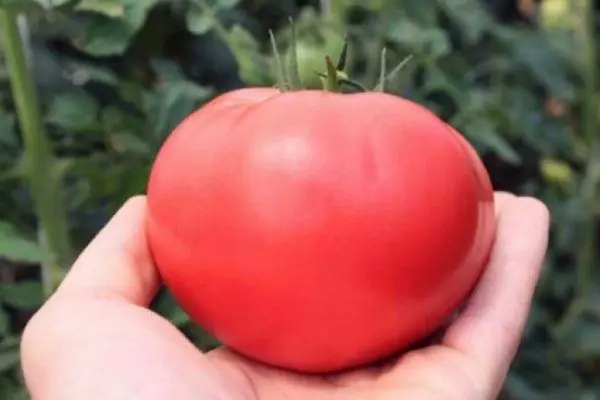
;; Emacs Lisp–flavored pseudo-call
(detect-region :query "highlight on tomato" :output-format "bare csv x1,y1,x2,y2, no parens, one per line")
146,25,496,374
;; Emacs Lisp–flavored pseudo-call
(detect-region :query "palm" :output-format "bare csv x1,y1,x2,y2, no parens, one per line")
21,193,549,400
79,303,486,400
207,344,484,400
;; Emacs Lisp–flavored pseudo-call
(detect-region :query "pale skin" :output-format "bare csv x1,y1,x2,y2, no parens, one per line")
21,192,550,400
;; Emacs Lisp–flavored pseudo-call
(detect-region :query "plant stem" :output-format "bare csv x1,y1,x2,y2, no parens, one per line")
269,30,289,91
576,0,598,295
0,9,73,295
555,0,599,339
579,0,597,146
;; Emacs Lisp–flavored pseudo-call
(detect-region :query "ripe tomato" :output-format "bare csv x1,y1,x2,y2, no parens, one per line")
146,87,496,373
446,126,496,274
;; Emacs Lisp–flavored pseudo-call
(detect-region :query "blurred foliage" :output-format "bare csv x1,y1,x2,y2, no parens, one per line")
0,0,599,399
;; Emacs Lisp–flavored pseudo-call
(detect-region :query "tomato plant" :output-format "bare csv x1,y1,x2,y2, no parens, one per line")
146,38,496,373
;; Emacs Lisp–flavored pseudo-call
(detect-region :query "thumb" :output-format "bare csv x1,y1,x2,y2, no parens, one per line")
55,195,159,306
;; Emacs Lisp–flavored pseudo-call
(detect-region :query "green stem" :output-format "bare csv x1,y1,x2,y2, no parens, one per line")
375,53,414,92
375,47,387,92
579,0,597,146
0,10,73,296
269,30,288,91
555,0,599,338
576,0,598,296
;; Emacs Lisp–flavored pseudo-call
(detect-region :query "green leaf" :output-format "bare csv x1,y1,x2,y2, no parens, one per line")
0,348,18,373
561,317,600,360
0,308,9,336
145,81,211,139
100,106,131,131
46,90,99,131
495,28,575,100
145,61,213,138
437,0,494,44
504,374,544,400
75,0,159,56
0,221,44,264
76,18,132,56
584,291,600,318
113,0,159,30
227,25,269,85
152,291,190,327
0,0,40,11
195,0,240,10
185,0,240,35
0,336,19,348
67,61,119,86
74,0,124,17
214,0,239,7
386,19,450,58
186,5,214,35
329,0,390,15
33,0,72,8
462,118,522,165
0,281,45,309
111,131,153,156
150,59,187,82
0,376,19,400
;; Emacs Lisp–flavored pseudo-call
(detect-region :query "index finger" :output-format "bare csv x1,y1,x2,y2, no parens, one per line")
443,193,550,389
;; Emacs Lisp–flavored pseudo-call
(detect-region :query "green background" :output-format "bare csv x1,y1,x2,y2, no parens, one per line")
0,0,598,399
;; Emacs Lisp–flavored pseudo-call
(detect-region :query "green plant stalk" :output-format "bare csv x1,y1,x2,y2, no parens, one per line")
579,0,597,146
555,0,599,338
576,0,598,295
0,10,73,295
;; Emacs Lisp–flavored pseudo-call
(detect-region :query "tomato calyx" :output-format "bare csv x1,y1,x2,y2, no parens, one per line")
269,19,413,94
373,48,414,93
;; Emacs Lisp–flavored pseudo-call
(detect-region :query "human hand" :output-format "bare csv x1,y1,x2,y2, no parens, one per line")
21,192,549,400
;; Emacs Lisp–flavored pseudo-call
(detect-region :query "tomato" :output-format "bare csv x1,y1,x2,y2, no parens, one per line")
446,125,496,288
146,87,496,373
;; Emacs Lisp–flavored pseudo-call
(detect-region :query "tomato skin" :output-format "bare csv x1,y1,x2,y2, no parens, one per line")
146,88,496,373
445,125,496,283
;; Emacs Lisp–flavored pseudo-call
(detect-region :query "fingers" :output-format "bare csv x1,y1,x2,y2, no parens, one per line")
20,290,248,400
492,191,516,216
443,193,550,393
20,196,250,400
54,195,159,306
